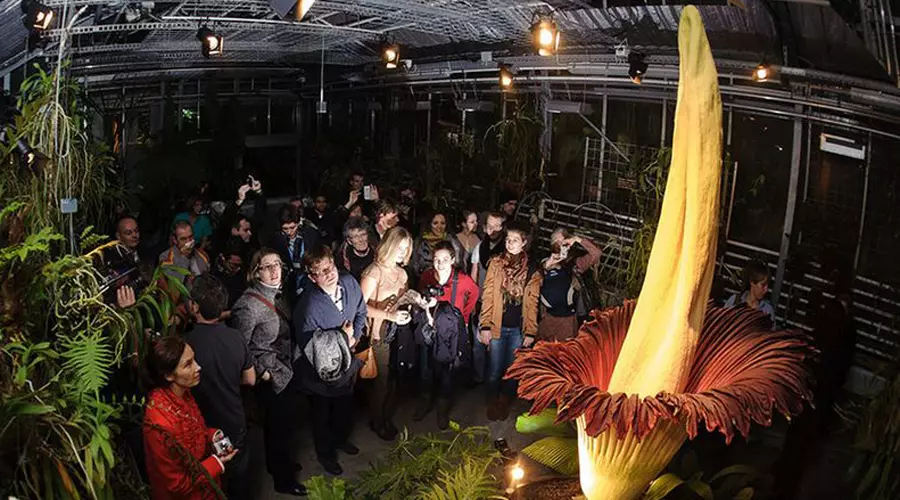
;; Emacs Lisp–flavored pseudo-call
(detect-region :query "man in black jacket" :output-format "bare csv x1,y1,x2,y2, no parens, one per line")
269,203,321,307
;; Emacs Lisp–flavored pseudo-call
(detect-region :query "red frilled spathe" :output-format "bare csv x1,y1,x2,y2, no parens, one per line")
505,301,815,444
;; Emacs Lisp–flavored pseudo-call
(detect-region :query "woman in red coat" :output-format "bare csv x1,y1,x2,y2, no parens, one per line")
413,240,480,428
143,336,238,499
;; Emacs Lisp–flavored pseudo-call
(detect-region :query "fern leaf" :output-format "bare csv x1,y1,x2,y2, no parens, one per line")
61,332,114,398
519,436,579,476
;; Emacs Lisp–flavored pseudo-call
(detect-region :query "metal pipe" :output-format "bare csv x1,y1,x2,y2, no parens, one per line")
854,132,872,270
771,108,805,308
725,161,738,239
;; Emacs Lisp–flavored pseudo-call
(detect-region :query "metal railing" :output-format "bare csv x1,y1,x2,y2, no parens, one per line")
860,0,900,86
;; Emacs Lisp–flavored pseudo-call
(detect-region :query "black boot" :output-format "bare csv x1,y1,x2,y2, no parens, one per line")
412,393,434,421
436,398,451,430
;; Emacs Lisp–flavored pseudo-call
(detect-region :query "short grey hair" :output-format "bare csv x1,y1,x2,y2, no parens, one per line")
343,216,370,239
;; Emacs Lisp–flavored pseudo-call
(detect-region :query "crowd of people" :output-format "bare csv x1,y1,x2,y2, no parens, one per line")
100,169,805,499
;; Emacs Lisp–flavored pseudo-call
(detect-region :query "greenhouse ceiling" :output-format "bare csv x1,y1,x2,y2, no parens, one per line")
0,0,894,84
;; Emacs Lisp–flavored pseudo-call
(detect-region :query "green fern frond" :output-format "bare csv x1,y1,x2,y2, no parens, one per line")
416,457,504,500
519,436,579,476
60,333,114,398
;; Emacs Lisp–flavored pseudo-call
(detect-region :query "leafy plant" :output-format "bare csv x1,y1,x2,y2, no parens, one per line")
643,451,761,500
840,370,900,500
352,425,504,500
304,475,349,500
515,408,579,476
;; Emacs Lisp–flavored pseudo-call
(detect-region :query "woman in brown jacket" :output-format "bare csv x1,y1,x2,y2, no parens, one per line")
477,221,541,421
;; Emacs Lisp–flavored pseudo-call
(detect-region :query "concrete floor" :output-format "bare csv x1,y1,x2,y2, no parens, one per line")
248,384,535,499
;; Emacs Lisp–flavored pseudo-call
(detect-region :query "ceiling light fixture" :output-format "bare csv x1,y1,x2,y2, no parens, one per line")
628,52,648,84
531,13,560,57
382,42,400,69
196,26,223,58
295,0,315,20
21,0,54,31
499,65,514,90
751,62,769,82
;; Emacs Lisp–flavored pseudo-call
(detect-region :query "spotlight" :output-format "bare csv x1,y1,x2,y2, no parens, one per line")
196,26,223,58
16,138,35,165
383,43,400,69
531,15,560,57
628,52,648,84
21,1,54,31
295,0,316,21
498,65,514,90
511,464,525,481
752,63,769,82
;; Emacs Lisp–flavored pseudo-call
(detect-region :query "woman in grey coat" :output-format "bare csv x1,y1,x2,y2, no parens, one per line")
230,248,305,496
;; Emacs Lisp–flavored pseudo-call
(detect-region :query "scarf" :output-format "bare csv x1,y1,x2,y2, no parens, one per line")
499,252,528,305
421,230,446,250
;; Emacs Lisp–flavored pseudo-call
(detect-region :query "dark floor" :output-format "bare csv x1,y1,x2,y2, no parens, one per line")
245,386,855,500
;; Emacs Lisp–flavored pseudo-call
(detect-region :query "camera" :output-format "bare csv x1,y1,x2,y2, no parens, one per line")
363,184,374,200
212,430,234,456
422,284,443,300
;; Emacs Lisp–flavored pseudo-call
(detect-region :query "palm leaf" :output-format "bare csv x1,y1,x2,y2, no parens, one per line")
519,436,579,476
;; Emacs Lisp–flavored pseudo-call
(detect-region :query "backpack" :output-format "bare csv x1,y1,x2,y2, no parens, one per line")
425,272,469,366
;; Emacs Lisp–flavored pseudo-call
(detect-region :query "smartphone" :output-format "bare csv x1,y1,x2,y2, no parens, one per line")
363,185,373,200
559,245,569,259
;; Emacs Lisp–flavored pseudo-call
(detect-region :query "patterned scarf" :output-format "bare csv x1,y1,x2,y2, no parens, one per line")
421,230,446,250
500,251,528,305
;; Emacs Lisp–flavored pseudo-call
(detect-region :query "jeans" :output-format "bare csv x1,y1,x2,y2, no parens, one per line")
487,327,523,398
365,340,397,425
224,435,251,499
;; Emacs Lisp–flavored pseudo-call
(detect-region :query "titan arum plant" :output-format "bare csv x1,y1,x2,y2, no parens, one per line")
506,7,814,500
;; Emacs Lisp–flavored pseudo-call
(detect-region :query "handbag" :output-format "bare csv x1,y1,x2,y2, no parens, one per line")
357,347,378,379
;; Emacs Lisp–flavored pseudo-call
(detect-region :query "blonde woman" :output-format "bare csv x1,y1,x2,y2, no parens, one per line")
359,227,415,441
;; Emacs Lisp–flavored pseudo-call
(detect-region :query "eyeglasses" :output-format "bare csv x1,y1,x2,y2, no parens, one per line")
309,264,337,278
258,262,283,274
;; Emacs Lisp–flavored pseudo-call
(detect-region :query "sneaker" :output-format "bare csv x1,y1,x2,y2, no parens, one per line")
369,420,396,442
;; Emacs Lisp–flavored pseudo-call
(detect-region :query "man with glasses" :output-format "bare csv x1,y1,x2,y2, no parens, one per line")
213,243,248,311
336,216,375,282
294,246,367,476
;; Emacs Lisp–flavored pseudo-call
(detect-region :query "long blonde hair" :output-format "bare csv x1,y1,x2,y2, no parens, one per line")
375,227,413,266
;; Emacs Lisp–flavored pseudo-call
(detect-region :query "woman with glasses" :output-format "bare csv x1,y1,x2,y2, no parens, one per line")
359,227,415,441
230,248,305,496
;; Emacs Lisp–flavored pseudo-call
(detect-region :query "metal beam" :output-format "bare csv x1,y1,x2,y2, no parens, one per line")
771,105,804,310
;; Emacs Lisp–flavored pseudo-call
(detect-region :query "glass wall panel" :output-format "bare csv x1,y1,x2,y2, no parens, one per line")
857,135,900,284
727,112,793,250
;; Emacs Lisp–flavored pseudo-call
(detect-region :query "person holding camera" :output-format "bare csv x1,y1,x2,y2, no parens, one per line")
185,274,256,499
537,229,602,342
142,336,238,500
412,241,479,429
159,222,210,284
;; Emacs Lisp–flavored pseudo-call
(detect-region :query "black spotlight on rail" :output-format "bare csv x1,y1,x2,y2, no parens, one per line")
21,0,54,31
382,41,400,69
530,13,560,57
196,26,223,58
628,52,648,84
